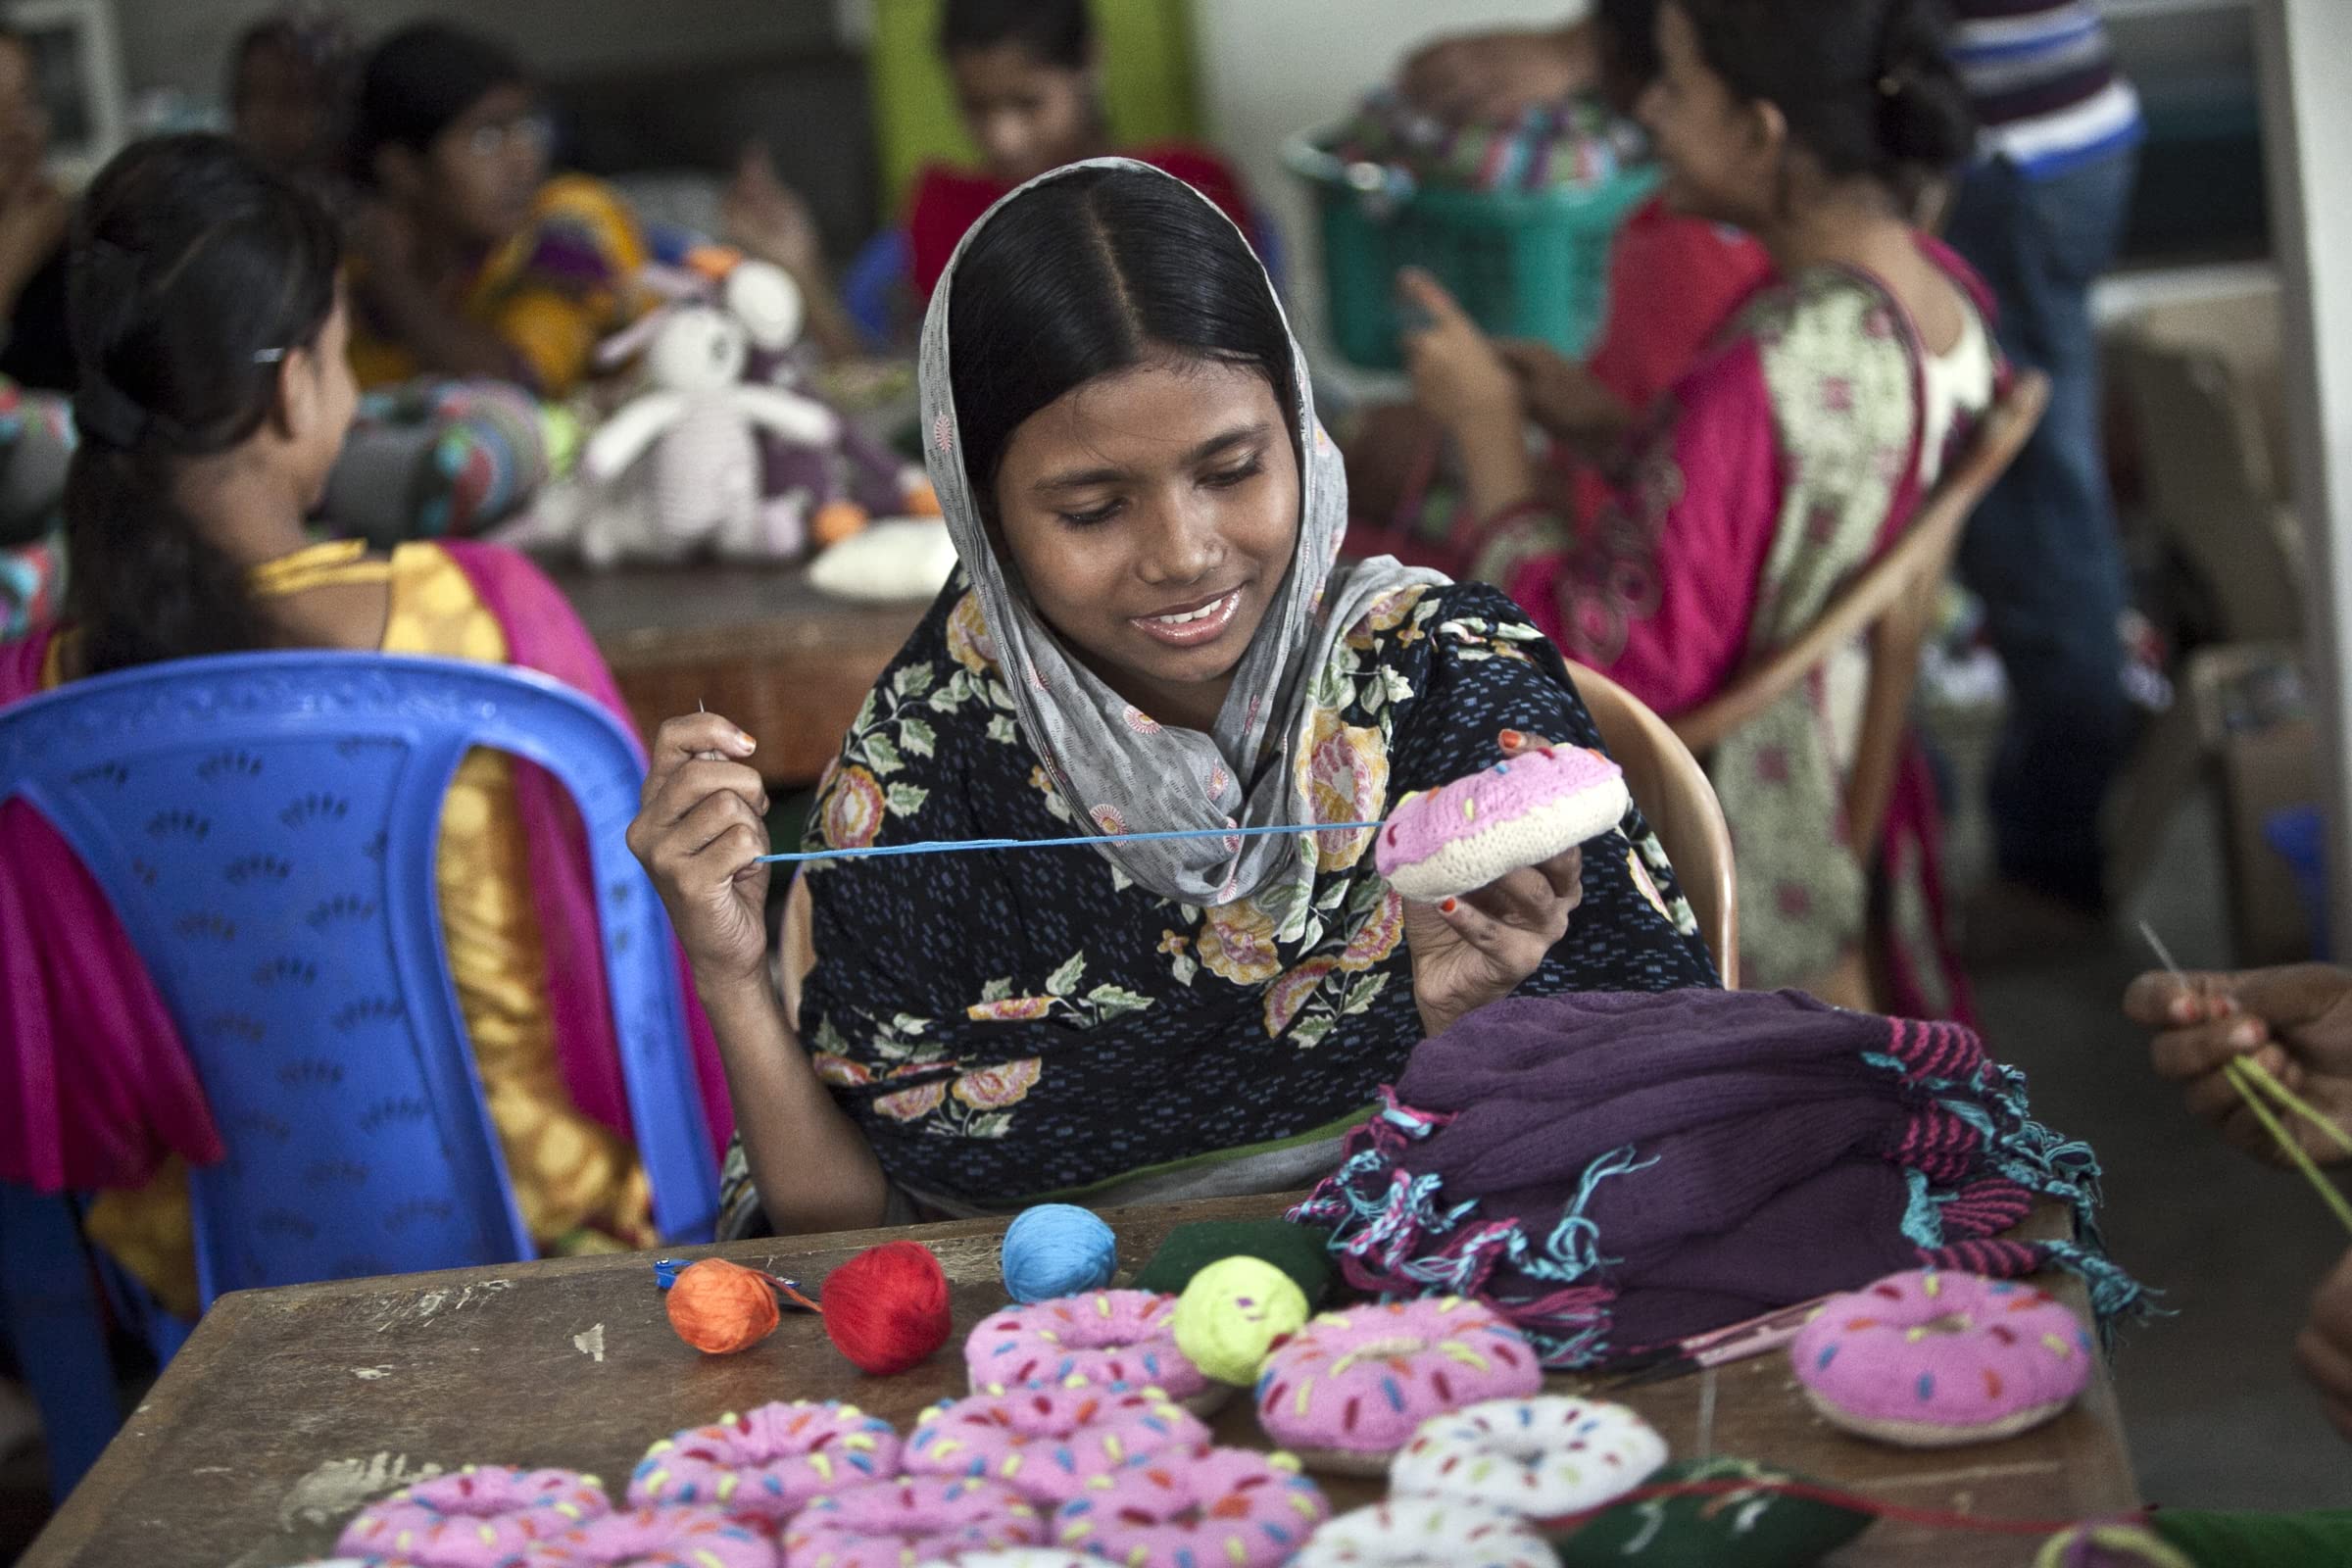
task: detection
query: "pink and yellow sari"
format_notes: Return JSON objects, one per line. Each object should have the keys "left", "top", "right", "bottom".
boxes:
{"left": 1473, "top": 238, "right": 1998, "bottom": 1018}
{"left": 0, "top": 541, "right": 729, "bottom": 1312}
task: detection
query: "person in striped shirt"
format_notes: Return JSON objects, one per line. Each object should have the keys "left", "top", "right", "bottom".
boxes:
{"left": 1940, "top": 1, "right": 2142, "bottom": 924}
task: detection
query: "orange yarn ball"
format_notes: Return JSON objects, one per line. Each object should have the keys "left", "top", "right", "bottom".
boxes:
{"left": 820, "top": 1241, "right": 951, "bottom": 1375}
{"left": 665, "top": 1258, "right": 781, "bottom": 1354}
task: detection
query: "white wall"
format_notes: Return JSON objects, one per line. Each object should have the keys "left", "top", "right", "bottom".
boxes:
{"left": 1191, "top": 0, "right": 1587, "bottom": 374}
{"left": 2254, "top": 0, "right": 2352, "bottom": 939}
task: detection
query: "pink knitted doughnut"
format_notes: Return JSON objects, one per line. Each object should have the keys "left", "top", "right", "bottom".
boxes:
{"left": 1053, "top": 1444, "right": 1329, "bottom": 1568}
{"left": 1791, "top": 1269, "right": 2094, "bottom": 1447}
{"left": 629, "top": 1401, "right": 903, "bottom": 1526}
{"left": 908, "top": 1555, "right": 1106, "bottom": 1568}
{"left": 964, "top": 1290, "right": 1217, "bottom": 1412}
{"left": 336, "top": 1465, "right": 611, "bottom": 1566}
{"left": 1375, "top": 746, "right": 1627, "bottom": 901}
{"left": 902, "top": 1387, "right": 1211, "bottom": 1509}
{"left": 1254, "top": 1298, "right": 1544, "bottom": 1473}
{"left": 512, "top": 1506, "right": 777, "bottom": 1568}
{"left": 781, "top": 1477, "right": 1042, "bottom": 1567}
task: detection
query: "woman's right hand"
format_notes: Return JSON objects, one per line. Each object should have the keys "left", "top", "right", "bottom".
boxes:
{"left": 2127, "top": 963, "right": 2352, "bottom": 1166}
{"left": 627, "top": 712, "right": 772, "bottom": 993}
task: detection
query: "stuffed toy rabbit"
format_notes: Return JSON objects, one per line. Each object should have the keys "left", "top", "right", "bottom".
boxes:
{"left": 573, "top": 294, "right": 839, "bottom": 566}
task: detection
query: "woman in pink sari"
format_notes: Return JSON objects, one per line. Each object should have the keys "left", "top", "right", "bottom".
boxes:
{"left": 1403, "top": 0, "right": 1997, "bottom": 1015}
{"left": 0, "top": 135, "right": 725, "bottom": 1318}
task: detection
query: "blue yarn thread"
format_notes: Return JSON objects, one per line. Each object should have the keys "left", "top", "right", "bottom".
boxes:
{"left": 756, "top": 819, "right": 1387, "bottom": 866}
{"left": 1001, "top": 1203, "right": 1119, "bottom": 1304}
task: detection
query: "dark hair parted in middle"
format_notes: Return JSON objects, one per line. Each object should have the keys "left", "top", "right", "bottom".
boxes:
{"left": 944, "top": 165, "right": 1295, "bottom": 512}
{"left": 1675, "top": 0, "right": 1974, "bottom": 201}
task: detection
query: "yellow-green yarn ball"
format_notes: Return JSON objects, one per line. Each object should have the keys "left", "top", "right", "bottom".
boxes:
{"left": 1172, "top": 1255, "right": 1309, "bottom": 1386}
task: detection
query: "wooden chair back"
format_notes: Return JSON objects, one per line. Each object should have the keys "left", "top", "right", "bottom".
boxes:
{"left": 1572, "top": 665, "right": 1740, "bottom": 986}
{"left": 1671, "top": 370, "right": 2048, "bottom": 858}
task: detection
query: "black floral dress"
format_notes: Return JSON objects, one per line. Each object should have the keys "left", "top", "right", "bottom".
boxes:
{"left": 719, "top": 576, "right": 1715, "bottom": 1231}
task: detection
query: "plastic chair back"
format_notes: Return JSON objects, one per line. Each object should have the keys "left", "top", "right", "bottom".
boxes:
{"left": 0, "top": 652, "right": 715, "bottom": 1310}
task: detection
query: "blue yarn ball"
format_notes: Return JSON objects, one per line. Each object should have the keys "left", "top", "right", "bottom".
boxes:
{"left": 1001, "top": 1203, "right": 1119, "bottom": 1303}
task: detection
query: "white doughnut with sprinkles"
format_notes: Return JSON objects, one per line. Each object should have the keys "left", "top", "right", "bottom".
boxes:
{"left": 1389, "top": 1396, "right": 1666, "bottom": 1518}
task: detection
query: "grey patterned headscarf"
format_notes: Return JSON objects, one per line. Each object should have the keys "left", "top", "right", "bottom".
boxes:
{"left": 917, "top": 158, "right": 1442, "bottom": 907}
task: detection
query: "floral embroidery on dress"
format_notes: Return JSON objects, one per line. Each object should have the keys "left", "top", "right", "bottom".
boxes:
{"left": 773, "top": 576, "right": 1715, "bottom": 1213}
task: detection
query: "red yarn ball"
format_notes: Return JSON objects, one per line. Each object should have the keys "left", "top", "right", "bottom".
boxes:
{"left": 820, "top": 1240, "right": 951, "bottom": 1375}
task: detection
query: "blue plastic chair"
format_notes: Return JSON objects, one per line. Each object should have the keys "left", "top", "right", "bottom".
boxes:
{"left": 0, "top": 652, "right": 717, "bottom": 1477}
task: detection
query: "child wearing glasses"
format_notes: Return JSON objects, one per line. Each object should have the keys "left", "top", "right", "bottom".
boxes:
{"left": 344, "top": 23, "right": 648, "bottom": 396}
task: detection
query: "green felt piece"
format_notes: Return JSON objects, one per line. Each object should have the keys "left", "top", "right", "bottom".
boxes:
{"left": 2149, "top": 1507, "right": 2352, "bottom": 1568}
{"left": 1127, "top": 1219, "right": 1334, "bottom": 1304}
{"left": 1554, "top": 1456, "right": 1873, "bottom": 1568}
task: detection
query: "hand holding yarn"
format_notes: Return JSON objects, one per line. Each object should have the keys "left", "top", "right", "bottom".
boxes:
{"left": 1397, "top": 730, "right": 1609, "bottom": 1038}
{"left": 1000, "top": 1204, "right": 1118, "bottom": 1303}
{"left": 2127, "top": 962, "right": 2352, "bottom": 1167}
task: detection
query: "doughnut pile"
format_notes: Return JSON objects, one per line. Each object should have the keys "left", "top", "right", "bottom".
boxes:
{"left": 1375, "top": 745, "right": 1627, "bottom": 901}
{"left": 336, "top": 1465, "right": 611, "bottom": 1565}
{"left": 964, "top": 1289, "right": 1218, "bottom": 1412}
{"left": 781, "top": 1476, "right": 1042, "bottom": 1566}
{"left": 1052, "top": 1444, "right": 1329, "bottom": 1568}
{"left": 1390, "top": 1396, "right": 1667, "bottom": 1517}
{"left": 1253, "top": 1298, "right": 1543, "bottom": 1472}
{"left": 512, "top": 1505, "right": 778, "bottom": 1568}
{"left": 1791, "top": 1268, "right": 2094, "bottom": 1446}
{"left": 902, "top": 1386, "right": 1210, "bottom": 1509}
{"left": 628, "top": 1400, "right": 902, "bottom": 1527}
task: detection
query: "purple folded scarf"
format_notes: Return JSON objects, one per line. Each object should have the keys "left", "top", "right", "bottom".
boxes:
{"left": 1290, "top": 989, "right": 2144, "bottom": 1368}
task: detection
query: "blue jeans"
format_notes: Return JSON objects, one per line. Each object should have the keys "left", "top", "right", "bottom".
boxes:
{"left": 1944, "top": 146, "right": 2139, "bottom": 911}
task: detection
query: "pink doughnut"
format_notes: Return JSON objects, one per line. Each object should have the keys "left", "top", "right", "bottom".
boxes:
{"left": 903, "top": 1387, "right": 1211, "bottom": 1509}
{"left": 1053, "top": 1444, "right": 1329, "bottom": 1568}
{"left": 512, "top": 1506, "right": 777, "bottom": 1568}
{"left": 336, "top": 1465, "right": 611, "bottom": 1566}
{"left": 1791, "top": 1268, "right": 2094, "bottom": 1447}
{"left": 964, "top": 1290, "right": 1217, "bottom": 1412}
{"left": 1375, "top": 746, "right": 1627, "bottom": 901}
{"left": 781, "top": 1477, "right": 1042, "bottom": 1567}
{"left": 629, "top": 1401, "right": 903, "bottom": 1526}
{"left": 1254, "top": 1298, "right": 1544, "bottom": 1473}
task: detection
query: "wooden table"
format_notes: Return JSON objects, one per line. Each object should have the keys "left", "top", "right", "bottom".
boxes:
{"left": 23, "top": 1196, "right": 2137, "bottom": 1568}
{"left": 550, "top": 562, "right": 930, "bottom": 789}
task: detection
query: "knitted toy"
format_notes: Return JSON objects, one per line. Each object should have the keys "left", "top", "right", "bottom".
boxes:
{"left": 568, "top": 287, "right": 841, "bottom": 566}
{"left": 723, "top": 261, "right": 935, "bottom": 549}
{"left": 321, "top": 379, "right": 554, "bottom": 548}
{"left": 1555, "top": 1457, "right": 1873, "bottom": 1567}
{"left": 1375, "top": 744, "right": 1628, "bottom": 900}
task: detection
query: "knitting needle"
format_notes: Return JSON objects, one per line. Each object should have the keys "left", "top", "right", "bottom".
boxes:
{"left": 753, "top": 819, "right": 1388, "bottom": 866}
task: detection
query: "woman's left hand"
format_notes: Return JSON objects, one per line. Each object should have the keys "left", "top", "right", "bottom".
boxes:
{"left": 1402, "top": 729, "right": 1586, "bottom": 1038}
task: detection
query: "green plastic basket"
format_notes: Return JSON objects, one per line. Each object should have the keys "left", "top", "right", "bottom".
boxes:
{"left": 1288, "top": 136, "right": 1659, "bottom": 370}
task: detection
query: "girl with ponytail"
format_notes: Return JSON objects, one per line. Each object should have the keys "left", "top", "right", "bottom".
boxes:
{"left": 0, "top": 135, "right": 727, "bottom": 1321}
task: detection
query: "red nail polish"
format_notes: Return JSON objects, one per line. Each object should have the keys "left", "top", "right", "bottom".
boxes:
{"left": 1499, "top": 729, "right": 1523, "bottom": 749}
{"left": 1441, "top": 898, "right": 1459, "bottom": 915}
